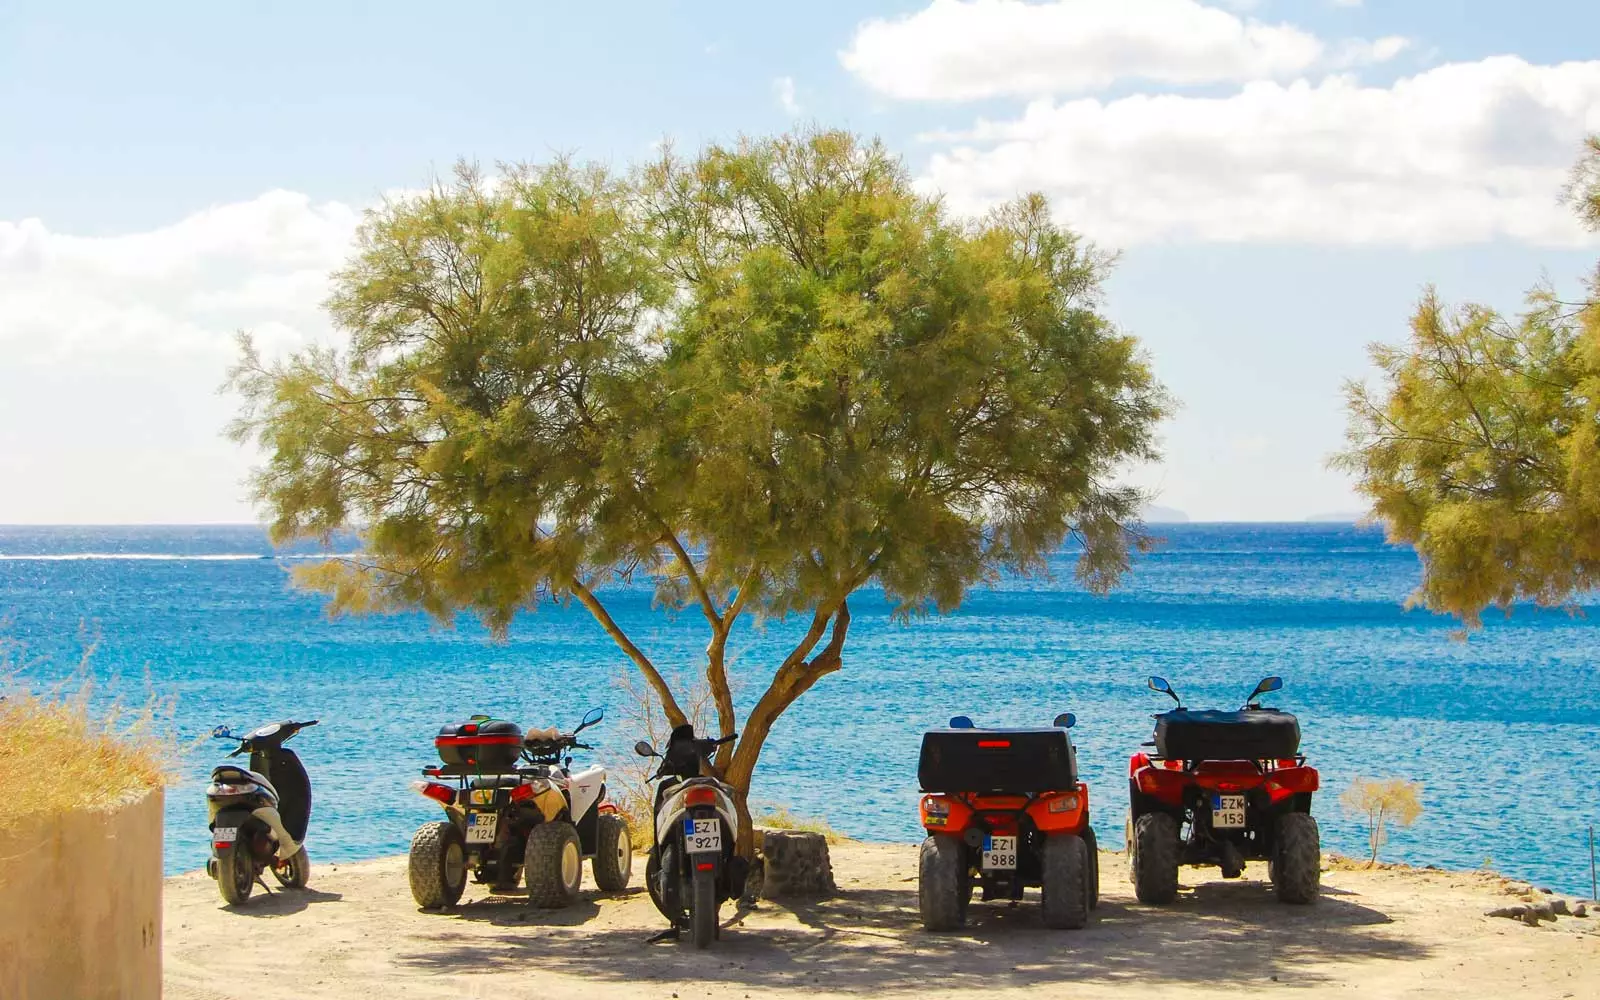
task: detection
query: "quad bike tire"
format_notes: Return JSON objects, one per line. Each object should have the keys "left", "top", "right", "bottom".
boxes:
{"left": 917, "top": 834, "right": 968, "bottom": 931}
{"left": 215, "top": 841, "right": 255, "bottom": 906}
{"left": 525, "top": 821, "right": 583, "bottom": 908}
{"left": 271, "top": 846, "right": 310, "bottom": 889}
{"left": 1132, "top": 812, "right": 1181, "bottom": 904}
{"left": 1083, "top": 825, "right": 1100, "bottom": 910}
{"left": 409, "top": 821, "right": 467, "bottom": 909}
{"left": 1273, "top": 812, "right": 1321, "bottom": 904}
{"left": 690, "top": 866, "right": 718, "bottom": 949}
{"left": 592, "top": 813, "right": 633, "bottom": 892}
{"left": 1040, "top": 832, "right": 1090, "bottom": 930}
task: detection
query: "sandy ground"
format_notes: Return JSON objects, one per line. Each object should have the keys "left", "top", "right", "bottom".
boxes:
{"left": 164, "top": 844, "right": 1598, "bottom": 1000}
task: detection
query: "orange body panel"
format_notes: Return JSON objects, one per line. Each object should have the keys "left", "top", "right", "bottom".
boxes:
{"left": 1130, "top": 754, "right": 1319, "bottom": 807}
{"left": 920, "top": 784, "right": 1090, "bottom": 836}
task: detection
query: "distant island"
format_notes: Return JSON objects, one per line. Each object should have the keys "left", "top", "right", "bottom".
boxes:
{"left": 1141, "top": 505, "right": 1190, "bottom": 523}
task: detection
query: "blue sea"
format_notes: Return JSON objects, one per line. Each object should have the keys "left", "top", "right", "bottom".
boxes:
{"left": 2, "top": 523, "right": 1597, "bottom": 896}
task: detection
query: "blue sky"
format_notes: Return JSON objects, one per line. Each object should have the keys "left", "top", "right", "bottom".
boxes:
{"left": 3, "top": 0, "right": 1599, "bottom": 521}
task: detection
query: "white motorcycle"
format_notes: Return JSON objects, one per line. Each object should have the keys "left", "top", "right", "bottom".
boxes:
{"left": 635, "top": 724, "right": 751, "bottom": 948}
{"left": 409, "top": 707, "right": 631, "bottom": 909}
{"left": 205, "top": 719, "right": 317, "bottom": 905}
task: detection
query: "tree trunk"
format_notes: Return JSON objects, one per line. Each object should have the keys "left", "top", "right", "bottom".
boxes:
{"left": 724, "top": 601, "right": 851, "bottom": 858}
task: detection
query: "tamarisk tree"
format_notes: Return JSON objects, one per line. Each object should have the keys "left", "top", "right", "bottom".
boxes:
{"left": 231, "top": 130, "right": 1168, "bottom": 851}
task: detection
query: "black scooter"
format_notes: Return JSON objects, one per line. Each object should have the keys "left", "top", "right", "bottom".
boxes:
{"left": 635, "top": 724, "right": 750, "bottom": 947}
{"left": 205, "top": 719, "right": 317, "bottom": 905}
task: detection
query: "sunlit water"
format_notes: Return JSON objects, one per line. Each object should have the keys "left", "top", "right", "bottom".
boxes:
{"left": 2, "top": 524, "right": 1596, "bottom": 895}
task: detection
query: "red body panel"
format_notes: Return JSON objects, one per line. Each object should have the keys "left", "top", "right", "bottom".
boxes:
{"left": 1130, "top": 753, "right": 1319, "bottom": 808}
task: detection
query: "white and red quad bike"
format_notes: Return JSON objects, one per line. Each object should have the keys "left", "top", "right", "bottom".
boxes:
{"left": 408, "top": 707, "right": 631, "bottom": 909}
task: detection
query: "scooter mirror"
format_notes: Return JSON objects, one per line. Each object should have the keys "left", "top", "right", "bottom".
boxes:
{"left": 578, "top": 707, "right": 604, "bottom": 731}
{"left": 949, "top": 715, "right": 975, "bottom": 729}
{"left": 634, "top": 740, "right": 659, "bottom": 758}
{"left": 1053, "top": 712, "right": 1076, "bottom": 729}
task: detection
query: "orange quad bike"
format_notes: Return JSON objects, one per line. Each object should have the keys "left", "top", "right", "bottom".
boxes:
{"left": 1127, "top": 675, "right": 1321, "bottom": 905}
{"left": 916, "top": 712, "right": 1099, "bottom": 931}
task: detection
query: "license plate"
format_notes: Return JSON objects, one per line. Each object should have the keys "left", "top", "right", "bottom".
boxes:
{"left": 213, "top": 826, "right": 237, "bottom": 845}
{"left": 1212, "top": 794, "right": 1247, "bottom": 829}
{"left": 982, "top": 835, "right": 1018, "bottom": 870}
{"left": 684, "top": 817, "right": 721, "bottom": 854}
{"left": 466, "top": 812, "right": 498, "bottom": 844}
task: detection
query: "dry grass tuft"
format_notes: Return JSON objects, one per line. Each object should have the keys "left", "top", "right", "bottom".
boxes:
{"left": 753, "top": 805, "right": 849, "bottom": 845}
{"left": 0, "top": 643, "right": 173, "bottom": 834}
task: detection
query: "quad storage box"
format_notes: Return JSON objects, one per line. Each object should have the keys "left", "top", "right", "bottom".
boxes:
{"left": 435, "top": 719, "right": 523, "bottom": 770}
{"left": 917, "top": 728, "right": 1077, "bottom": 794}
{"left": 1153, "top": 708, "right": 1300, "bottom": 761}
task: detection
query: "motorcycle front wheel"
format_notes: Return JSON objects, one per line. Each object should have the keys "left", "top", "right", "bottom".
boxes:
{"left": 215, "top": 842, "right": 255, "bottom": 905}
{"left": 690, "top": 866, "right": 717, "bottom": 949}
{"left": 271, "top": 846, "right": 310, "bottom": 889}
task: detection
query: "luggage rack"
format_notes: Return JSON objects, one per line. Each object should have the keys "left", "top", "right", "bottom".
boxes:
{"left": 421, "top": 762, "right": 554, "bottom": 779}
{"left": 1139, "top": 749, "right": 1308, "bottom": 771}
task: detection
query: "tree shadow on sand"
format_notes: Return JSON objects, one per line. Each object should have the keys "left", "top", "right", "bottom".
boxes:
{"left": 391, "top": 878, "right": 1427, "bottom": 992}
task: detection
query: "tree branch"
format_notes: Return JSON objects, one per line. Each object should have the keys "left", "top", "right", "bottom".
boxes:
{"left": 568, "top": 575, "right": 687, "bottom": 727}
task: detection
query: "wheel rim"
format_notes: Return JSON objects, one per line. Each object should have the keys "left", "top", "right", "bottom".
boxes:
{"left": 445, "top": 841, "right": 466, "bottom": 888}
{"left": 615, "top": 832, "right": 629, "bottom": 874}
{"left": 561, "top": 840, "right": 580, "bottom": 888}
{"left": 233, "top": 848, "right": 253, "bottom": 895}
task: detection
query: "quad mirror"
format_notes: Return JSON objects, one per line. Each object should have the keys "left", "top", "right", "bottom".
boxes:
{"left": 210, "top": 725, "right": 231, "bottom": 739}
{"left": 949, "top": 715, "right": 975, "bottom": 729}
{"left": 634, "top": 740, "right": 658, "bottom": 758}
{"left": 1253, "top": 675, "right": 1283, "bottom": 696}
{"left": 1148, "top": 676, "right": 1171, "bottom": 693}
{"left": 1053, "top": 712, "right": 1077, "bottom": 729}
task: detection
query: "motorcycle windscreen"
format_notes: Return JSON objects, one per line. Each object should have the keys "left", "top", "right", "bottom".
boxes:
{"left": 267, "top": 747, "right": 312, "bottom": 842}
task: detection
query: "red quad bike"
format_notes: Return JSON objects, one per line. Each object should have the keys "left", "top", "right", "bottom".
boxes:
{"left": 1127, "top": 675, "right": 1321, "bottom": 905}
{"left": 408, "top": 707, "right": 631, "bottom": 910}
{"left": 917, "top": 711, "right": 1100, "bottom": 931}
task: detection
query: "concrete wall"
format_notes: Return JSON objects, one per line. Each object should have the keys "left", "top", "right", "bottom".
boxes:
{"left": 0, "top": 787, "right": 163, "bottom": 1000}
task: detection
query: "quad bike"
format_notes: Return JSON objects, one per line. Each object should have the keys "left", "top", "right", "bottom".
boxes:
{"left": 1127, "top": 675, "right": 1321, "bottom": 905}
{"left": 916, "top": 711, "right": 1099, "bottom": 931}
{"left": 634, "top": 724, "right": 750, "bottom": 949}
{"left": 205, "top": 719, "right": 317, "bottom": 905}
{"left": 408, "top": 706, "right": 631, "bottom": 910}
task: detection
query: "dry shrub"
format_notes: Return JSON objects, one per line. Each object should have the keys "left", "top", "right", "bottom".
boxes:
{"left": 1340, "top": 776, "right": 1424, "bottom": 866}
{"left": 753, "top": 805, "right": 848, "bottom": 845}
{"left": 0, "top": 641, "right": 174, "bottom": 835}
{"left": 608, "top": 667, "right": 714, "bottom": 851}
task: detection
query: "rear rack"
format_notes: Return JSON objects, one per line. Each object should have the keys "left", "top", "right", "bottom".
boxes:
{"left": 421, "top": 763, "right": 553, "bottom": 779}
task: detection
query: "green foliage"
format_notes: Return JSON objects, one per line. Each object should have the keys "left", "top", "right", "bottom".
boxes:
{"left": 231, "top": 128, "right": 1169, "bottom": 812}
{"left": 1338, "top": 136, "right": 1600, "bottom": 629}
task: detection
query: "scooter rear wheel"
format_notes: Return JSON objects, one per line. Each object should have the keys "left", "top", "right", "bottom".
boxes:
{"left": 689, "top": 866, "right": 717, "bottom": 949}
{"left": 215, "top": 841, "right": 254, "bottom": 906}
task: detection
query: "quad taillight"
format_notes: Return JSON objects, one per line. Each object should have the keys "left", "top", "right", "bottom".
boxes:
{"left": 411, "top": 780, "right": 455, "bottom": 805}
{"left": 1047, "top": 794, "right": 1081, "bottom": 814}
{"left": 684, "top": 787, "right": 718, "bottom": 807}
{"left": 977, "top": 739, "right": 1011, "bottom": 748}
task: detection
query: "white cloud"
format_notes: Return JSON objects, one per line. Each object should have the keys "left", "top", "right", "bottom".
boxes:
{"left": 920, "top": 57, "right": 1600, "bottom": 246}
{"left": 841, "top": 0, "right": 1405, "bottom": 100}
{"left": 774, "top": 76, "right": 802, "bottom": 116}
{"left": 0, "top": 192, "right": 360, "bottom": 521}
{"left": 0, "top": 191, "right": 358, "bottom": 363}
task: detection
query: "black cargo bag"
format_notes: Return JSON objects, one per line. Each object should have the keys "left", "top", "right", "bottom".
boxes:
{"left": 1153, "top": 709, "right": 1300, "bottom": 761}
{"left": 917, "top": 729, "right": 1077, "bottom": 794}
